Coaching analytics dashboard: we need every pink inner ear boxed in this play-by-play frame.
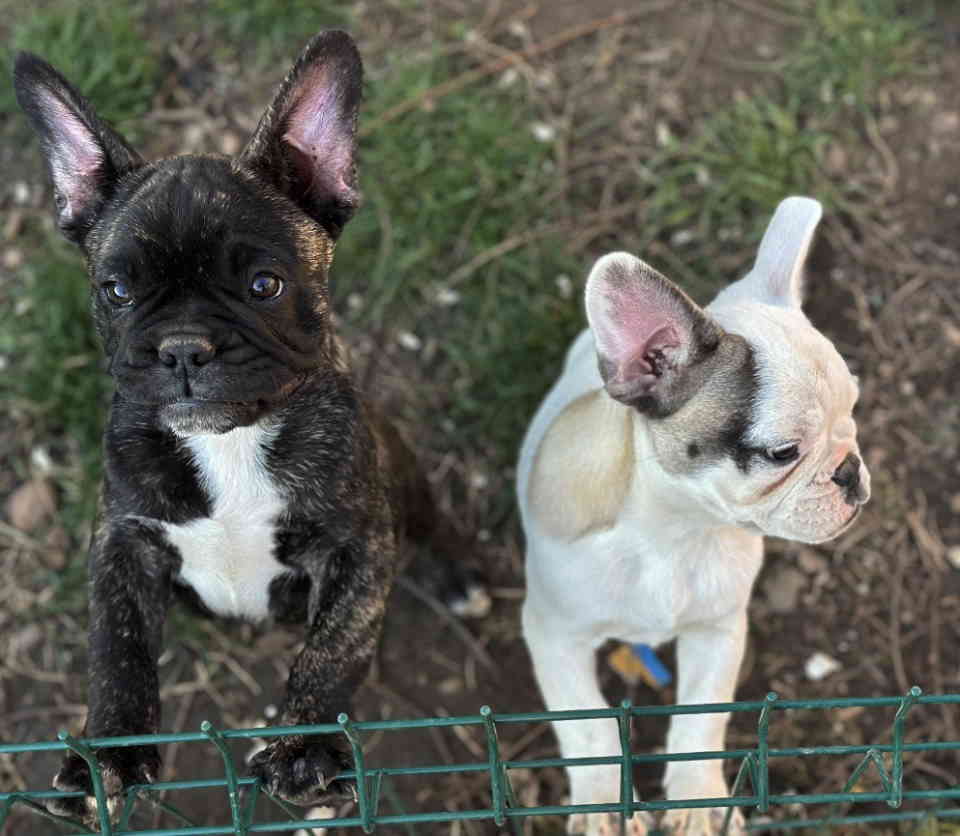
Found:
[38,89,105,219]
[44,92,103,176]
[282,64,353,197]
[594,277,686,373]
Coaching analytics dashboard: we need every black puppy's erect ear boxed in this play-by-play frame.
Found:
[585,253,725,417]
[13,53,143,247]
[238,30,362,238]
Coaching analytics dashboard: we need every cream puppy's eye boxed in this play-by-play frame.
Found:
[766,443,800,464]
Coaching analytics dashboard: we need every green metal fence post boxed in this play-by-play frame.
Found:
[723,752,756,835]
[4,689,960,834]
[480,705,507,827]
[119,786,140,829]
[890,687,922,809]
[617,699,634,832]
[58,730,113,835]
[340,713,376,834]
[757,693,778,814]
[201,720,245,834]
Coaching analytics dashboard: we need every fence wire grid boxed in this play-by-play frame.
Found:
[2,686,959,835]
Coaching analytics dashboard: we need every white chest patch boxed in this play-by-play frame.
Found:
[164,423,289,621]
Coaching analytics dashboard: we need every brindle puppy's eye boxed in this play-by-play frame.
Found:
[102,280,133,306]
[766,443,800,464]
[250,272,284,300]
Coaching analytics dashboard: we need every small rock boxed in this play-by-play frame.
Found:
[2,248,23,270]
[946,546,960,570]
[530,121,556,143]
[438,677,462,695]
[763,566,806,613]
[507,19,528,39]
[805,652,842,681]
[219,131,242,155]
[184,124,205,148]
[655,121,672,147]
[554,274,573,299]
[30,446,54,475]
[497,68,519,89]
[397,331,421,351]
[932,111,959,135]
[12,182,30,204]
[435,286,460,306]
[5,477,56,533]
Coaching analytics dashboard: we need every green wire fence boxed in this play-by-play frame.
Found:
[2,686,959,835]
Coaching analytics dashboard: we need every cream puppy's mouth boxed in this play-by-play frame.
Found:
[805,504,862,544]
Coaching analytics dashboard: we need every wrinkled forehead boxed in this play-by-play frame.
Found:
[91,156,331,271]
[746,309,858,444]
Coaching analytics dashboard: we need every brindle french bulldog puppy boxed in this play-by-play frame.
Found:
[14,30,483,827]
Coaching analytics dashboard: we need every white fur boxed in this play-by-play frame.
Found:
[163,421,290,621]
[518,198,869,836]
[518,329,761,836]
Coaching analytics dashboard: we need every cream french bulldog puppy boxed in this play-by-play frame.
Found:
[517,197,869,836]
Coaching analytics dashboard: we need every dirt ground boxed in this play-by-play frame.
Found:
[1,1,959,835]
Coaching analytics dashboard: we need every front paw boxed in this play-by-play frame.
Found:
[661,807,746,836]
[249,735,357,806]
[567,811,653,836]
[47,745,160,829]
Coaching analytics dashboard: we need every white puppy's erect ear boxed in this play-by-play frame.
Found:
[744,196,822,308]
[586,252,723,417]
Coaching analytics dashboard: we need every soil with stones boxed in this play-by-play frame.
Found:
[1,2,958,835]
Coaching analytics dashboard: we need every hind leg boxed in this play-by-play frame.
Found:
[402,510,491,618]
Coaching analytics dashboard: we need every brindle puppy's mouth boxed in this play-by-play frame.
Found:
[157,374,309,435]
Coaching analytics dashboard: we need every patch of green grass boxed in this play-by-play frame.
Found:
[792,0,930,111]
[0,233,107,537]
[0,1,161,134]
[334,50,578,462]
[207,0,348,63]
[332,0,932,470]
[631,0,931,295]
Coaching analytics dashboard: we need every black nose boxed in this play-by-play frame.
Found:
[157,335,216,368]
[832,452,862,504]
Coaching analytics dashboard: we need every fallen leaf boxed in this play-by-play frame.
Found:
[4,478,56,533]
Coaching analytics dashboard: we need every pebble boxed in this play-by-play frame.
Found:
[530,122,556,143]
[946,546,960,570]
[5,477,56,533]
[397,331,422,351]
[805,652,842,681]
[2,248,23,270]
